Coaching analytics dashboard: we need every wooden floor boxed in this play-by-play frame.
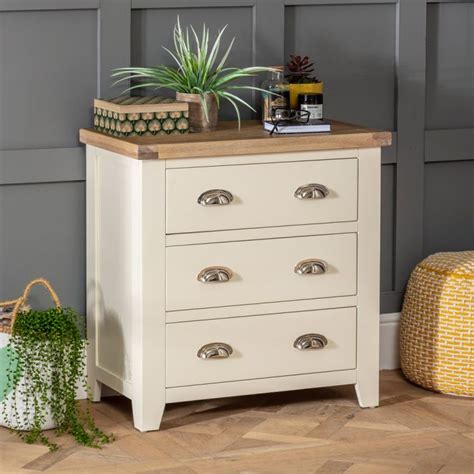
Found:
[1,371,473,473]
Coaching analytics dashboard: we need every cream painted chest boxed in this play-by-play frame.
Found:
[81,121,391,431]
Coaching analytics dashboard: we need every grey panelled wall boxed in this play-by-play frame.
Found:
[0,0,130,313]
[423,2,474,259]
[0,0,473,314]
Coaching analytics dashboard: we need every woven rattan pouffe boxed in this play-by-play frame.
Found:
[400,251,474,396]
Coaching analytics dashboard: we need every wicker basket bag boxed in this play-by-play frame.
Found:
[0,278,61,430]
[400,251,474,396]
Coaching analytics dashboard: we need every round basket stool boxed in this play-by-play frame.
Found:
[400,251,474,397]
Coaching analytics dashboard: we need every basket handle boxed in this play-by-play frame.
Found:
[0,278,61,329]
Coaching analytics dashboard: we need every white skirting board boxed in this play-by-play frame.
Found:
[85,312,401,400]
[379,312,401,370]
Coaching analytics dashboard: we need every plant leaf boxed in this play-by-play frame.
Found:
[111,17,278,100]
[219,92,242,128]
[221,91,256,112]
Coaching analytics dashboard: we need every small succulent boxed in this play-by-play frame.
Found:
[286,55,320,84]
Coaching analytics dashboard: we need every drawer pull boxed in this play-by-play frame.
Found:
[197,266,233,283]
[294,259,327,275]
[197,342,233,359]
[294,334,328,351]
[197,189,233,206]
[294,183,329,200]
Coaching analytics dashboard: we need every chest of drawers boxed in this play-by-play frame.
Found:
[81,120,391,431]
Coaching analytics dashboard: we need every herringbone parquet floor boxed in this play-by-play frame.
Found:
[1,371,473,473]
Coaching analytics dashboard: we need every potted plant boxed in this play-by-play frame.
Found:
[112,19,276,132]
[0,279,112,451]
[286,55,323,109]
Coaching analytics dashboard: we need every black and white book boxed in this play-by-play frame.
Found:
[264,119,331,134]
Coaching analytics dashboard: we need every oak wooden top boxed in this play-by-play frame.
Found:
[79,120,392,160]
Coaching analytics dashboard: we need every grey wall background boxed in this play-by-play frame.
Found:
[0,0,473,314]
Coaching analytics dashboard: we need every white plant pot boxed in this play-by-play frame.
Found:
[0,333,56,431]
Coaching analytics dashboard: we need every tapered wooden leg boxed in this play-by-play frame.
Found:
[356,149,381,410]
[355,378,379,408]
[91,379,103,403]
[131,160,167,433]
[132,397,165,432]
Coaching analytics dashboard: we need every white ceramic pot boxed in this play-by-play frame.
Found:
[0,332,56,431]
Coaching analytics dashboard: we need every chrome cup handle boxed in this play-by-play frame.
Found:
[294,184,329,200]
[197,342,233,359]
[294,334,328,350]
[197,266,233,283]
[294,259,327,275]
[197,189,233,206]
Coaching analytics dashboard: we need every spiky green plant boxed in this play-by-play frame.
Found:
[112,18,276,126]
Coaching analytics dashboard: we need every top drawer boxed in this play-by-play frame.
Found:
[166,158,358,234]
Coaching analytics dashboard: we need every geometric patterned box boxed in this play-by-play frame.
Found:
[94,96,189,137]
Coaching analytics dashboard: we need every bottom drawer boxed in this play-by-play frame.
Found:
[166,307,356,387]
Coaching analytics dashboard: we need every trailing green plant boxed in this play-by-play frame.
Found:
[1,307,113,451]
[286,55,320,84]
[112,18,277,126]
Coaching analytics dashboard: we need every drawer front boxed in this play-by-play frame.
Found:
[166,233,356,311]
[166,158,358,233]
[166,307,356,387]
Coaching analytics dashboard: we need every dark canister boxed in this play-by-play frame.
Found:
[298,93,323,120]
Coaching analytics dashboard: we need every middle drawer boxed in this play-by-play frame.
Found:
[166,233,357,311]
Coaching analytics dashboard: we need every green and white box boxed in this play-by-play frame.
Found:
[94,96,189,137]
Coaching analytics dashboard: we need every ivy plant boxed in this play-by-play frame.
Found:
[1,307,112,451]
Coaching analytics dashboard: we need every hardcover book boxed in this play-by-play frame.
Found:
[264,119,331,134]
